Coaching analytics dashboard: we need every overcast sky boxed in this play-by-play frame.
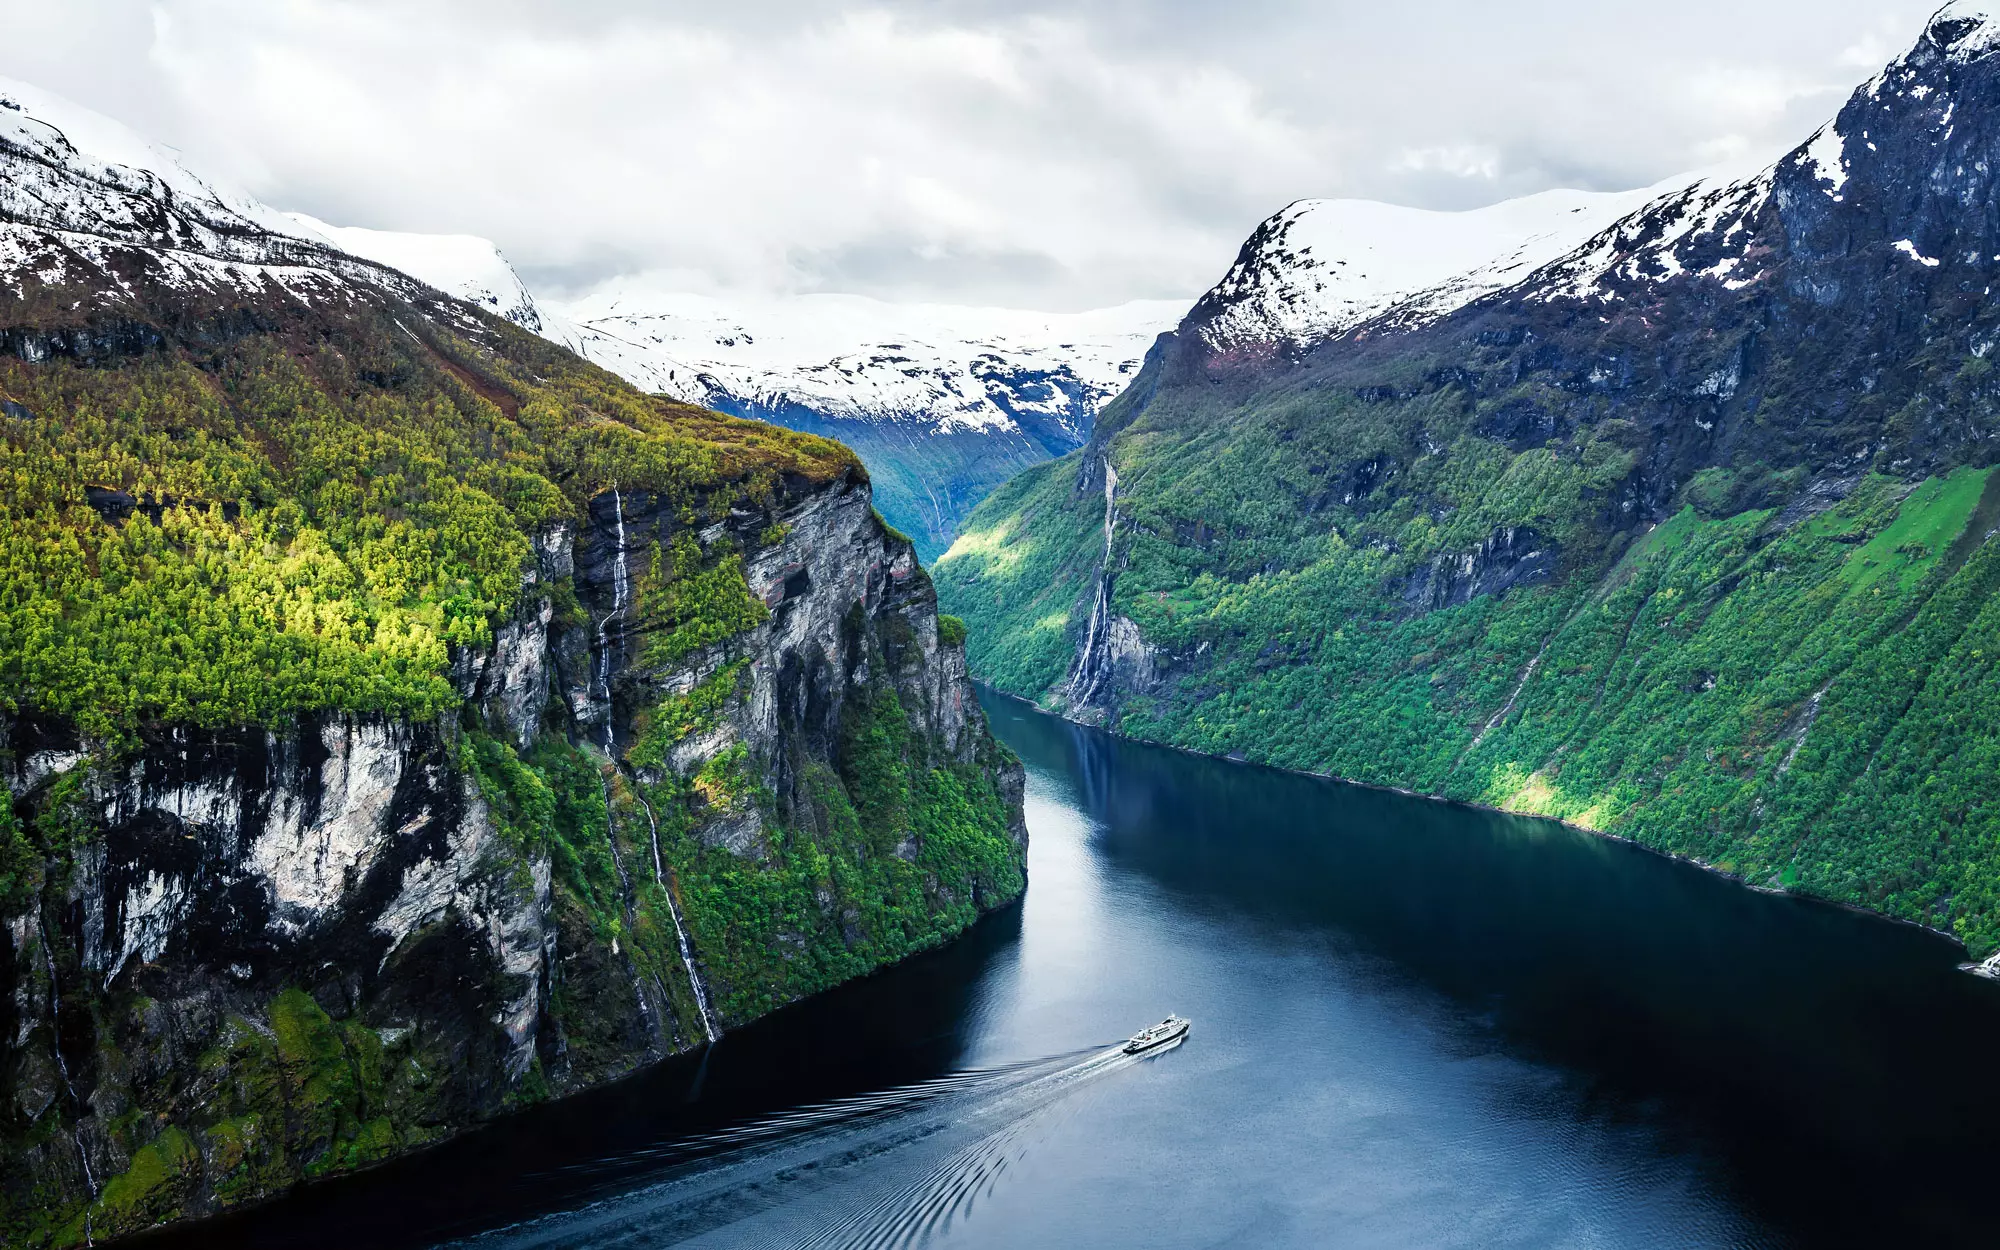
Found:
[0,0,1950,309]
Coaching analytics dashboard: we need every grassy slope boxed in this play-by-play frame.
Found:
[938,353,2000,953]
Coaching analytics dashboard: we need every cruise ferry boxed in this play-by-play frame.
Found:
[1123,1015,1191,1055]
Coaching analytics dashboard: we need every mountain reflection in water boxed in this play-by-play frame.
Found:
[134,690,2000,1249]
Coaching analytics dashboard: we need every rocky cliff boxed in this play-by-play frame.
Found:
[0,77,1024,1245]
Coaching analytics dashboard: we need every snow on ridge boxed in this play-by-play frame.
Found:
[287,213,544,331]
[1529,162,1777,303]
[1932,2,2000,60]
[0,75,324,259]
[546,290,1182,436]
[0,74,535,326]
[1196,181,1695,351]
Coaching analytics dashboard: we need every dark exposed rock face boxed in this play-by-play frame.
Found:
[1399,527,1558,615]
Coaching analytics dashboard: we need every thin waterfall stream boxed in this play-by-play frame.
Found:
[636,793,723,1043]
[592,486,720,1044]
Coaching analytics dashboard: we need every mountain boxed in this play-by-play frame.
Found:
[546,291,1181,560]
[0,75,1023,1244]
[285,212,548,332]
[937,2,2000,960]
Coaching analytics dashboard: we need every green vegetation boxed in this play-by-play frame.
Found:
[934,455,1102,695]
[0,268,1024,1240]
[0,304,852,741]
[940,338,2000,952]
[637,534,769,669]
[652,664,1024,1022]
[32,983,444,1245]
[628,660,750,772]
[0,273,1021,1244]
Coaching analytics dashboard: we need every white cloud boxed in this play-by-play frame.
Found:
[0,0,1951,309]
[1392,145,1503,181]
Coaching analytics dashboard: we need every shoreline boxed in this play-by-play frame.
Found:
[973,683,1993,976]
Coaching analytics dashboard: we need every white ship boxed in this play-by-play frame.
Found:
[1123,1015,1191,1055]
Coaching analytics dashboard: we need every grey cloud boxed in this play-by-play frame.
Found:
[0,0,1949,309]
[788,238,1078,307]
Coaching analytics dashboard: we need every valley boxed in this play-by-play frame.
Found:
[10,1,2000,1245]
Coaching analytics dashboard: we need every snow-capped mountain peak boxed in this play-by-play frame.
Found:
[1190,181,1700,353]
[1929,2,2000,61]
[0,75,559,330]
[0,75,311,250]
[285,213,545,331]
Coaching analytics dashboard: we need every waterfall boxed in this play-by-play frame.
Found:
[635,794,721,1043]
[38,917,96,1246]
[590,485,719,1045]
[593,487,634,894]
[1065,458,1120,709]
[596,486,629,751]
[588,487,655,1032]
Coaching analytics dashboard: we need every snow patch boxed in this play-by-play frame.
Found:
[288,213,544,331]
[1801,123,1848,196]
[1894,239,1942,266]
[1932,2,2000,61]
[1533,162,1777,303]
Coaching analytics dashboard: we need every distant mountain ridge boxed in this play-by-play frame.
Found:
[543,292,1178,558]
[256,208,1180,559]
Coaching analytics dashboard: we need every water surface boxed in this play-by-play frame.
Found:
[142,692,2000,1248]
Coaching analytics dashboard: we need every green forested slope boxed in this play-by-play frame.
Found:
[0,301,852,737]
[942,413,2000,950]
[0,269,1026,1242]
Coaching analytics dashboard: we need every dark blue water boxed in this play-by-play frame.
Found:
[139,692,2000,1248]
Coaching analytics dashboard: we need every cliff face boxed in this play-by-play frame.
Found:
[0,79,1025,1246]
[1,465,1022,1245]
[936,7,2000,955]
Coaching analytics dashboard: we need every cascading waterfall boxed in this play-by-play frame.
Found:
[596,486,630,742]
[591,487,643,1033]
[636,793,722,1043]
[589,486,719,1044]
[1065,458,1119,708]
[38,918,97,1246]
